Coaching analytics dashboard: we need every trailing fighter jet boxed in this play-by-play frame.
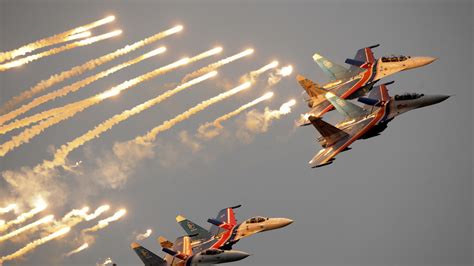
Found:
[296,45,436,124]
[308,82,449,168]
[174,205,293,251]
[131,235,250,266]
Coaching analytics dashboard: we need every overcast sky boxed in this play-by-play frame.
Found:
[0,0,472,265]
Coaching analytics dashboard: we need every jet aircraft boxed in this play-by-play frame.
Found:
[307,82,449,168]
[174,205,293,251]
[132,235,249,266]
[296,44,436,124]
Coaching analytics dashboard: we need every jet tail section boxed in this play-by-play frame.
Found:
[325,92,367,119]
[366,81,392,102]
[296,75,328,108]
[309,116,349,147]
[312,53,350,81]
[176,215,212,241]
[131,242,167,266]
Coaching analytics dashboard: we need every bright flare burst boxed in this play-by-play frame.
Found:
[0,30,122,71]
[0,15,116,63]
[181,48,253,82]
[65,242,89,257]
[82,209,126,233]
[278,65,293,76]
[0,47,167,130]
[0,203,17,214]
[0,25,183,115]
[0,227,70,264]
[0,215,54,243]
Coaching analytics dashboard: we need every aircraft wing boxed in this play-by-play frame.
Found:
[308,113,383,168]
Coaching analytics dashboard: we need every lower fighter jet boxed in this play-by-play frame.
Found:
[308,81,449,168]
[132,235,249,266]
[174,205,293,251]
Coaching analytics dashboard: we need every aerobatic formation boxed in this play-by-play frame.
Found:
[0,11,451,266]
[296,45,448,167]
[131,205,292,265]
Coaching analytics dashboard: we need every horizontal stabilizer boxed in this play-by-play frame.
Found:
[158,236,174,249]
[208,218,233,230]
[131,243,167,266]
[358,97,381,106]
[309,116,349,147]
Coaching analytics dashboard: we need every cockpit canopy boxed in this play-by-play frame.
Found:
[381,55,411,62]
[202,249,224,255]
[245,216,268,224]
[394,93,424,100]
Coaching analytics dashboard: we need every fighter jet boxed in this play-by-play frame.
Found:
[308,81,449,168]
[131,235,250,266]
[296,44,436,124]
[175,205,293,251]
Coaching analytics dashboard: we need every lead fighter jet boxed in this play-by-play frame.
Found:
[174,205,293,251]
[308,82,449,168]
[296,44,436,124]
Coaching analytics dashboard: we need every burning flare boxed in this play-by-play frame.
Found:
[65,242,89,257]
[0,47,167,129]
[0,203,17,214]
[0,215,54,243]
[181,48,253,82]
[0,25,183,115]
[82,209,126,233]
[0,226,70,264]
[198,92,274,139]
[240,60,279,83]
[0,30,122,71]
[268,64,293,86]
[0,15,116,63]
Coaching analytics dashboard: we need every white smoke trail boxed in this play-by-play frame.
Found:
[0,199,47,233]
[65,242,89,257]
[0,204,17,214]
[0,30,122,71]
[135,229,153,241]
[0,226,70,264]
[0,25,183,115]
[82,209,126,233]
[0,15,115,63]
[0,215,54,243]
[267,65,293,86]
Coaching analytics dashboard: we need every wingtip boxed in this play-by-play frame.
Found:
[296,74,305,81]
[312,53,323,61]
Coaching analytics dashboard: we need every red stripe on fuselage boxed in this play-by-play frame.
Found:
[320,86,387,165]
[210,225,235,249]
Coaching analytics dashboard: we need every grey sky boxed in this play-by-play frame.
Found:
[0,0,472,265]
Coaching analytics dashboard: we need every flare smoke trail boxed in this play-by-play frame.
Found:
[65,243,89,257]
[0,15,115,63]
[0,30,122,71]
[82,209,126,233]
[0,226,70,264]
[0,204,16,214]
[267,65,293,86]
[0,199,47,233]
[0,215,54,243]
[197,92,274,140]
[136,229,153,241]
[0,47,167,131]
[62,31,92,42]
[97,258,114,266]
[236,99,296,143]
[0,25,183,115]
[240,60,278,83]
[40,71,216,170]
[135,81,251,145]
[0,48,221,157]
[181,48,253,82]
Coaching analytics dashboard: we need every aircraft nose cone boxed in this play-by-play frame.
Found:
[280,218,294,227]
[226,250,251,262]
[419,95,450,108]
[416,56,437,67]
